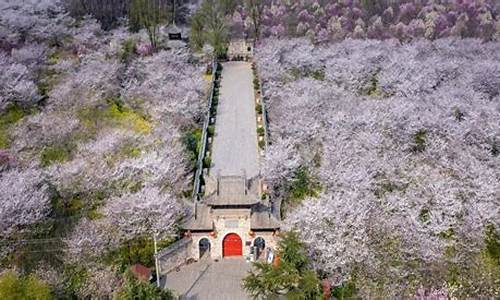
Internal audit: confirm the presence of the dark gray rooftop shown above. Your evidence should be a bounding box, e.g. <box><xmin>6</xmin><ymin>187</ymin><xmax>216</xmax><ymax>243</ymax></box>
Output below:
<box><xmin>205</xmin><ymin>176</ymin><xmax>259</xmax><ymax>206</ymax></box>
<box><xmin>250</xmin><ymin>203</ymin><xmax>280</xmax><ymax>230</ymax></box>
<box><xmin>182</xmin><ymin>204</ymin><xmax>213</xmax><ymax>231</ymax></box>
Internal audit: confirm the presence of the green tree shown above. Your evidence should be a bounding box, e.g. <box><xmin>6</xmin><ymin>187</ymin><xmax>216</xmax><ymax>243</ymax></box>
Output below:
<box><xmin>243</xmin><ymin>231</ymin><xmax>322</xmax><ymax>299</ymax></box>
<box><xmin>0</xmin><ymin>271</ymin><xmax>52</xmax><ymax>300</ymax></box>
<box><xmin>116</xmin><ymin>272</ymin><xmax>174</xmax><ymax>300</ymax></box>
<box><xmin>245</xmin><ymin>0</ymin><xmax>264</xmax><ymax>41</ymax></box>
<box><xmin>190</xmin><ymin>0</ymin><xmax>235</xmax><ymax>57</ymax></box>
<box><xmin>129</xmin><ymin>0</ymin><xmax>169</xmax><ymax>49</ymax></box>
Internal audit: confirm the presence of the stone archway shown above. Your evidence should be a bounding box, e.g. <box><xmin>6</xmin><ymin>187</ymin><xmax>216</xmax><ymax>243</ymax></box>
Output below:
<box><xmin>222</xmin><ymin>233</ymin><xmax>242</xmax><ymax>257</ymax></box>
<box><xmin>199</xmin><ymin>238</ymin><xmax>211</xmax><ymax>259</ymax></box>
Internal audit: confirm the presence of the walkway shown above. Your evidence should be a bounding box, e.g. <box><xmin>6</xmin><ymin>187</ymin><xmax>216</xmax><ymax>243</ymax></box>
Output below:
<box><xmin>211</xmin><ymin>62</ymin><xmax>260</xmax><ymax>178</ymax></box>
<box><xmin>164</xmin><ymin>258</ymin><xmax>251</xmax><ymax>300</ymax></box>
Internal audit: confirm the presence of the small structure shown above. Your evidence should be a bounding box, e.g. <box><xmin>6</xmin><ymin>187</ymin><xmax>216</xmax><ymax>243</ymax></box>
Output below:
<box><xmin>227</xmin><ymin>39</ymin><xmax>254</xmax><ymax>61</ymax></box>
<box><xmin>130</xmin><ymin>264</ymin><xmax>152</xmax><ymax>282</ymax></box>
<box><xmin>167</xmin><ymin>23</ymin><xmax>182</xmax><ymax>41</ymax></box>
<box><xmin>183</xmin><ymin>175</ymin><xmax>280</xmax><ymax>260</ymax></box>
<box><xmin>163</xmin><ymin>23</ymin><xmax>187</xmax><ymax>49</ymax></box>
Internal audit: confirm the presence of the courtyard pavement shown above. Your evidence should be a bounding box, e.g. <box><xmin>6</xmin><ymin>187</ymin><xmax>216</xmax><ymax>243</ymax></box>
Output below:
<box><xmin>163</xmin><ymin>258</ymin><xmax>252</xmax><ymax>300</ymax></box>
<box><xmin>211</xmin><ymin>62</ymin><xmax>260</xmax><ymax>178</ymax></box>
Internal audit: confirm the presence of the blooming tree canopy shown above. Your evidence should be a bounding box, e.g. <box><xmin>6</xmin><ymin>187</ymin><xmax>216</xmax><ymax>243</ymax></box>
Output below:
<box><xmin>257</xmin><ymin>38</ymin><xmax>500</xmax><ymax>298</ymax></box>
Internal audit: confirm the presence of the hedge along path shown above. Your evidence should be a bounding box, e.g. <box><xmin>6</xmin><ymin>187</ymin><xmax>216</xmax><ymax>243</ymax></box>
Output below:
<box><xmin>210</xmin><ymin>61</ymin><xmax>260</xmax><ymax>178</ymax></box>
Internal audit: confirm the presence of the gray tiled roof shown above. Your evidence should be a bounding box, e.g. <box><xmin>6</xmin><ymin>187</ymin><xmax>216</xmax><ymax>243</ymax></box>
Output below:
<box><xmin>250</xmin><ymin>203</ymin><xmax>280</xmax><ymax>230</ymax></box>
<box><xmin>182</xmin><ymin>204</ymin><xmax>213</xmax><ymax>231</ymax></box>
<box><xmin>205</xmin><ymin>176</ymin><xmax>259</xmax><ymax>206</ymax></box>
<box><xmin>183</xmin><ymin>176</ymin><xmax>278</xmax><ymax>231</ymax></box>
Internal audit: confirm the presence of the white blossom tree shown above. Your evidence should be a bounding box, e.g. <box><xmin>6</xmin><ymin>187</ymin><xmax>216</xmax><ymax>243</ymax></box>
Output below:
<box><xmin>0</xmin><ymin>168</ymin><xmax>50</xmax><ymax>237</ymax></box>
<box><xmin>257</xmin><ymin>37</ymin><xmax>500</xmax><ymax>298</ymax></box>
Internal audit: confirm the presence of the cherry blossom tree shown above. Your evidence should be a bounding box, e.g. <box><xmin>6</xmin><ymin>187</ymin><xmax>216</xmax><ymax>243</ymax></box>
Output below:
<box><xmin>0</xmin><ymin>54</ymin><xmax>39</xmax><ymax>110</ymax></box>
<box><xmin>256</xmin><ymin>37</ymin><xmax>500</xmax><ymax>298</ymax></box>
<box><xmin>1</xmin><ymin>2</ymin><xmax>206</xmax><ymax>295</ymax></box>
<box><xmin>122</xmin><ymin>48</ymin><xmax>206</xmax><ymax>121</ymax></box>
<box><xmin>233</xmin><ymin>0</ymin><xmax>500</xmax><ymax>42</ymax></box>
<box><xmin>102</xmin><ymin>186</ymin><xmax>183</xmax><ymax>237</ymax></box>
<box><xmin>0</xmin><ymin>168</ymin><xmax>50</xmax><ymax>237</ymax></box>
<box><xmin>0</xmin><ymin>0</ymin><xmax>71</xmax><ymax>46</ymax></box>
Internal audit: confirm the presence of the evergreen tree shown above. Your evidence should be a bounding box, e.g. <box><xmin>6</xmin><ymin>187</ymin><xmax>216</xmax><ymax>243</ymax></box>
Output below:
<box><xmin>115</xmin><ymin>272</ymin><xmax>174</xmax><ymax>300</ymax></box>
<box><xmin>243</xmin><ymin>231</ymin><xmax>322</xmax><ymax>299</ymax></box>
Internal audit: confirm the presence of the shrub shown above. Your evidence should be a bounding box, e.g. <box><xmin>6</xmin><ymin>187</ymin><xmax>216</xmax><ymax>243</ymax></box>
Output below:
<box><xmin>62</xmin><ymin>265</ymin><xmax>88</xmax><ymax>298</ymax></box>
<box><xmin>257</xmin><ymin>127</ymin><xmax>265</xmax><ymax>136</ymax></box>
<box><xmin>182</xmin><ymin>128</ymin><xmax>202</xmax><ymax>169</ymax></box>
<box><xmin>0</xmin><ymin>271</ymin><xmax>52</xmax><ymax>300</ymax></box>
<box><xmin>288</xmin><ymin>67</ymin><xmax>325</xmax><ymax>81</ymax></box>
<box><xmin>40</xmin><ymin>145</ymin><xmax>71</xmax><ymax>166</ymax></box>
<box><xmin>453</xmin><ymin>107</ymin><xmax>465</xmax><ymax>122</ymax></box>
<box><xmin>37</xmin><ymin>68</ymin><xmax>59</xmax><ymax>100</ymax></box>
<box><xmin>255</xmin><ymin>104</ymin><xmax>263</xmax><ymax>114</ymax></box>
<box><xmin>253</xmin><ymin>78</ymin><xmax>260</xmax><ymax>90</ymax></box>
<box><xmin>211</xmin><ymin>96</ymin><xmax>218</xmax><ymax>106</ymax></box>
<box><xmin>208</xmin><ymin>125</ymin><xmax>215</xmax><ymax>137</ymax></box>
<box><xmin>120</xmin><ymin>39</ymin><xmax>137</xmax><ymax>62</ymax></box>
<box><xmin>311</xmin><ymin>68</ymin><xmax>326</xmax><ymax>81</ymax></box>
<box><xmin>78</xmin><ymin>100</ymin><xmax>151</xmax><ymax>135</ymax></box>
<box><xmin>285</xmin><ymin>167</ymin><xmax>321</xmax><ymax>206</ymax></box>
<box><xmin>258</xmin><ymin>140</ymin><xmax>265</xmax><ymax>149</ymax></box>
<box><xmin>484</xmin><ymin>224</ymin><xmax>499</xmax><ymax>263</ymax></box>
<box><xmin>331</xmin><ymin>277</ymin><xmax>358</xmax><ymax>300</ymax></box>
<box><xmin>210</xmin><ymin>106</ymin><xmax>217</xmax><ymax>116</ymax></box>
<box><xmin>205</xmin><ymin>64</ymin><xmax>213</xmax><ymax>76</ymax></box>
<box><xmin>491</xmin><ymin>141</ymin><xmax>499</xmax><ymax>157</ymax></box>
<box><xmin>117</xmin><ymin>272</ymin><xmax>173</xmax><ymax>300</ymax></box>
<box><xmin>438</xmin><ymin>227</ymin><xmax>455</xmax><ymax>240</ymax></box>
<box><xmin>51</xmin><ymin>190</ymin><xmax>106</xmax><ymax>221</ymax></box>
<box><xmin>288</xmin><ymin>67</ymin><xmax>302</xmax><ymax>80</ymax></box>
<box><xmin>106</xmin><ymin>236</ymin><xmax>175</xmax><ymax>273</ymax></box>
<box><xmin>243</xmin><ymin>231</ymin><xmax>321</xmax><ymax>299</ymax></box>
<box><xmin>0</xmin><ymin>104</ymin><xmax>27</xmax><ymax>149</ymax></box>
<box><xmin>374</xmin><ymin>179</ymin><xmax>407</xmax><ymax>198</ymax></box>
<box><xmin>412</xmin><ymin>129</ymin><xmax>428</xmax><ymax>153</ymax></box>
<box><xmin>365</xmin><ymin>72</ymin><xmax>382</xmax><ymax>96</ymax></box>
<box><xmin>119</xmin><ymin>144</ymin><xmax>142</xmax><ymax>159</ymax></box>
<box><xmin>203</xmin><ymin>157</ymin><xmax>212</xmax><ymax>168</ymax></box>
<box><xmin>418</xmin><ymin>208</ymin><xmax>431</xmax><ymax>224</ymax></box>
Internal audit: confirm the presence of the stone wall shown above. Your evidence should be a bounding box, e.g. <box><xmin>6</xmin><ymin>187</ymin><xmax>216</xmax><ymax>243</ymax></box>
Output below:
<box><xmin>228</xmin><ymin>39</ymin><xmax>253</xmax><ymax>60</ymax></box>
<box><xmin>157</xmin><ymin>237</ymin><xmax>192</xmax><ymax>274</ymax></box>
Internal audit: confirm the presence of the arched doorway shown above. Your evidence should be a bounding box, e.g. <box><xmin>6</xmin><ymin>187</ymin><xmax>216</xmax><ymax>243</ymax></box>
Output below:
<box><xmin>253</xmin><ymin>237</ymin><xmax>265</xmax><ymax>259</ymax></box>
<box><xmin>199</xmin><ymin>238</ymin><xmax>210</xmax><ymax>259</ymax></box>
<box><xmin>223</xmin><ymin>233</ymin><xmax>242</xmax><ymax>257</ymax></box>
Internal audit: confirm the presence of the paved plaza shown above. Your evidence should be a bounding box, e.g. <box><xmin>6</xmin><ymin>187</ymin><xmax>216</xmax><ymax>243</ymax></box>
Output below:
<box><xmin>164</xmin><ymin>258</ymin><xmax>252</xmax><ymax>300</ymax></box>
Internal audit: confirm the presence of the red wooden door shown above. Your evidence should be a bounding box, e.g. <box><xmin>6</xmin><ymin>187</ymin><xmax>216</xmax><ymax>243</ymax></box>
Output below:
<box><xmin>223</xmin><ymin>233</ymin><xmax>242</xmax><ymax>257</ymax></box>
